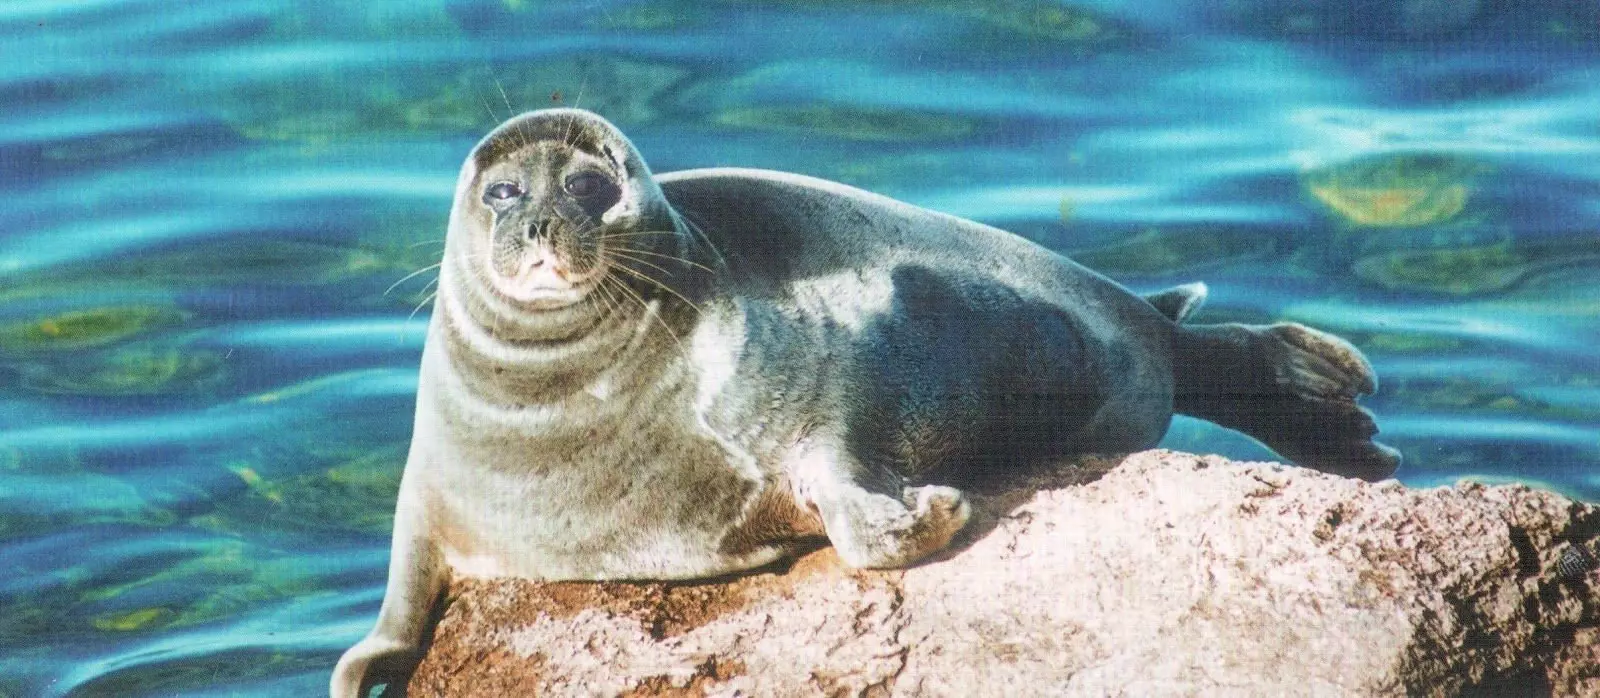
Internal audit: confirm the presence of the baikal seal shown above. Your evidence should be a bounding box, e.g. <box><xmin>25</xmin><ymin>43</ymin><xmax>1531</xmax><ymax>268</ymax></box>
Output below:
<box><xmin>332</xmin><ymin>108</ymin><xmax>1399</xmax><ymax>696</ymax></box>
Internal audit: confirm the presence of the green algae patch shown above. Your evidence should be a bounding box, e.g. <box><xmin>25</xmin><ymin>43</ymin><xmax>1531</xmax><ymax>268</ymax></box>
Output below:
<box><xmin>77</xmin><ymin>542</ymin><xmax>326</xmax><ymax>633</ymax></box>
<box><xmin>1352</xmin><ymin>241</ymin><xmax>1531</xmax><ymax>295</ymax></box>
<box><xmin>1303</xmin><ymin>153</ymin><xmax>1483</xmax><ymax>227</ymax></box>
<box><xmin>704</xmin><ymin>0</ymin><xmax>1128</xmax><ymax>46</ymax></box>
<box><xmin>198</xmin><ymin>446</ymin><xmax>403</xmax><ymax>537</ymax></box>
<box><xmin>959</xmin><ymin>0</ymin><xmax>1119</xmax><ymax>43</ymax></box>
<box><xmin>92</xmin><ymin>607</ymin><xmax>177</xmax><ymax>633</ymax></box>
<box><xmin>222</xmin><ymin>56</ymin><xmax>690</xmax><ymax>144</ymax></box>
<box><xmin>0</xmin><ymin>306</ymin><xmax>188</xmax><ymax>355</ymax></box>
<box><xmin>20</xmin><ymin>345</ymin><xmax>226</xmax><ymax>397</ymax></box>
<box><xmin>1388</xmin><ymin>377</ymin><xmax>1540</xmax><ymax>413</ymax></box>
<box><xmin>62</xmin><ymin>648</ymin><xmax>324</xmax><ymax>697</ymax></box>
<box><xmin>588</xmin><ymin>1</ymin><xmax>709</xmax><ymax>30</ymax></box>
<box><xmin>1358</xmin><ymin>332</ymin><xmax>1467</xmax><ymax>353</ymax></box>
<box><xmin>1070</xmin><ymin>227</ymin><xmax>1276</xmax><ymax>276</ymax></box>
<box><xmin>0</xmin><ymin>472</ymin><xmax>178</xmax><ymax>542</ymax></box>
<box><xmin>6</xmin><ymin>240</ymin><xmax>405</xmax><ymax>297</ymax></box>
<box><xmin>716</xmin><ymin>103</ymin><xmax>975</xmax><ymax>142</ymax></box>
<box><xmin>1350</xmin><ymin>234</ymin><xmax>1600</xmax><ymax>297</ymax></box>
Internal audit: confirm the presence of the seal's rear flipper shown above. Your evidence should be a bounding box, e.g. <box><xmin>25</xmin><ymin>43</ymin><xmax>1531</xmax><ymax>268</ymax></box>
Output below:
<box><xmin>1173</xmin><ymin>322</ymin><xmax>1401</xmax><ymax>481</ymax></box>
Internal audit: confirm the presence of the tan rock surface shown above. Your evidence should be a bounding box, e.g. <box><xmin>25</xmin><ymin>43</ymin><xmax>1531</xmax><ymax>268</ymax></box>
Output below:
<box><xmin>406</xmin><ymin>450</ymin><xmax>1600</xmax><ymax>697</ymax></box>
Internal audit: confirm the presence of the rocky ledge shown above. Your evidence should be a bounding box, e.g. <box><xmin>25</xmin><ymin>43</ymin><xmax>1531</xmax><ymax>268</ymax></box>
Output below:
<box><xmin>406</xmin><ymin>450</ymin><xmax>1600</xmax><ymax>697</ymax></box>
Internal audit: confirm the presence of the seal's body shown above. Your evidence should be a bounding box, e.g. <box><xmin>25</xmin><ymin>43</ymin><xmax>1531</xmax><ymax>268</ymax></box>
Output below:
<box><xmin>333</xmin><ymin>109</ymin><xmax>1398</xmax><ymax>696</ymax></box>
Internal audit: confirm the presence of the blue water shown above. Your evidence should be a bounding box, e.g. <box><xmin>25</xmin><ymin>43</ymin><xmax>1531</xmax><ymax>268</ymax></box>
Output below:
<box><xmin>2</xmin><ymin>1</ymin><xmax>1597</xmax><ymax>694</ymax></box>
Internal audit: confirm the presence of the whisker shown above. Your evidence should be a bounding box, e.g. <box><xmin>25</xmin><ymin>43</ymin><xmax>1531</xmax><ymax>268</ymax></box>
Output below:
<box><xmin>605</xmin><ymin>250</ymin><xmax>677</xmax><ymax>277</ymax></box>
<box><xmin>493</xmin><ymin>76</ymin><xmax>523</xmax><ymax>148</ymax></box>
<box><xmin>564</xmin><ymin>77</ymin><xmax>589</xmax><ymax>147</ymax></box>
<box><xmin>597</xmin><ymin>230</ymin><xmax>680</xmax><ymax>241</ymax></box>
<box><xmin>479</xmin><ymin>93</ymin><xmax>501</xmax><ymax>126</ymax></box>
<box><xmin>594</xmin><ymin>273</ymin><xmax>623</xmax><ymax>318</ymax></box>
<box><xmin>675</xmin><ymin>211</ymin><xmax>728</xmax><ymax>271</ymax></box>
<box><xmin>609</xmin><ymin>261</ymin><xmax>703</xmax><ymax>314</ymax></box>
<box><xmin>604</xmin><ymin>275</ymin><xmax>688</xmax><ymax>357</ymax></box>
<box><xmin>401</xmin><ymin>289</ymin><xmax>438</xmax><ymax>344</ymax></box>
<box><xmin>384</xmin><ymin>263</ymin><xmax>443</xmax><ymax>296</ymax></box>
<box><xmin>608</xmin><ymin>246</ymin><xmax>716</xmax><ymax>274</ymax></box>
<box><xmin>408</xmin><ymin>238</ymin><xmax>447</xmax><ymax>249</ymax></box>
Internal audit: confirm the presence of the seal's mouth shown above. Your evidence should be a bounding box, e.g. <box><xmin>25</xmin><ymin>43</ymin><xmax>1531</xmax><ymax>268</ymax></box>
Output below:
<box><xmin>485</xmin><ymin>239</ymin><xmax>607</xmax><ymax>310</ymax></box>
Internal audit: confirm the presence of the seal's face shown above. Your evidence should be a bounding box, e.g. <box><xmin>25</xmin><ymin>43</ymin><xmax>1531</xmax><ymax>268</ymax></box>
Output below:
<box><xmin>454</xmin><ymin>109</ymin><xmax>670</xmax><ymax>311</ymax></box>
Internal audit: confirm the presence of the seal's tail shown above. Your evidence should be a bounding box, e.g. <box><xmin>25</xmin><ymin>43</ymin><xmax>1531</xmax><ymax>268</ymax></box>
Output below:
<box><xmin>1146</xmin><ymin>284</ymin><xmax>1401</xmax><ymax>481</ymax></box>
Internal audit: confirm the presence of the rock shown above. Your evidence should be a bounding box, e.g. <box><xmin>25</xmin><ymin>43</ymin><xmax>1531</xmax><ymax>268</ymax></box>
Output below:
<box><xmin>406</xmin><ymin>450</ymin><xmax>1600</xmax><ymax>697</ymax></box>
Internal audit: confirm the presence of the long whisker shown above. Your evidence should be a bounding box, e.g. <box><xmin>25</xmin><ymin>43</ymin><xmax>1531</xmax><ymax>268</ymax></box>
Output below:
<box><xmin>479</xmin><ymin>93</ymin><xmax>501</xmax><ymax>126</ymax></box>
<box><xmin>401</xmin><ymin>289</ymin><xmax>438</xmax><ymax>344</ymax></box>
<box><xmin>564</xmin><ymin>77</ymin><xmax>589</xmax><ymax>147</ymax></box>
<box><xmin>384</xmin><ymin>263</ymin><xmax>442</xmax><ymax>296</ymax></box>
<box><xmin>675</xmin><ymin>211</ymin><xmax>727</xmax><ymax>271</ymax></box>
<box><xmin>608</xmin><ymin>246</ymin><xmax>716</xmax><ymax>274</ymax></box>
<box><xmin>493</xmin><ymin>76</ymin><xmax>523</xmax><ymax>147</ymax></box>
<box><xmin>604</xmin><ymin>275</ymin><xmax>688</xmax><ymax>357</ymax></box>
<box><xmin>593</xmin><ymin>272</ymin><xmax>624</xmax><ymax>319</ymax></box>
<box><xmin>408</xmin><ymin>238</ymin><xmax>447</xmax><ymax>249</ymax></box>
<box><xmin>605</xmin><ymin>250</ymin><xmax>677</xmax><ymax>277</ymax></box>
<box><xmin>596</xmin><ymin>230</ymin><xmax>679</xmax><ymax>240</ymax></box>
<box><xmin>608</xmin><ymin>261</ymin><xmax>703</xmax><ymax>314</ymax></box>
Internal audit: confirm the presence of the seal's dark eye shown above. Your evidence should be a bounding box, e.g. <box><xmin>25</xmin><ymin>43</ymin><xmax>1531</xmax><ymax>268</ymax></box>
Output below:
<box><xmin>563</xmin><ymin>172</ymin><xmax>608</xmax><ymax>198</ymax></box>
<box><xmin>486</xmin><ymin>181</ymin><xmax>522</xmax><ymax>200</ymax></box>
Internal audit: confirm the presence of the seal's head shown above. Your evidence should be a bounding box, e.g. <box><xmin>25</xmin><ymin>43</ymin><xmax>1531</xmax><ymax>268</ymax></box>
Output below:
<box><xmin>447</xmin><ymin>108</ymin><xmax>679</xmax><ymax>313</ymax></box>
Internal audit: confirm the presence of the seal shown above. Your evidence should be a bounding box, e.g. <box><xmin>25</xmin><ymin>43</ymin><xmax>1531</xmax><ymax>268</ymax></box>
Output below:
<box><xmin>331</xmin><ymin>108</ymin><xmax>1400</xmax><ymax>696</ymax></box>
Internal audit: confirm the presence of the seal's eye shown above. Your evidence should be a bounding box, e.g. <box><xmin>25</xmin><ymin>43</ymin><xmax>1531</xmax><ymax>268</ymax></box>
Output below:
<box><xmin>486</xmin><ymin>181</ymin><xmax>523</xmax><ymax>200</ymax></box>
<box><xmin>563</xmin><ymin>172</ymin><xmax>608</xmax><ymax>198</ymax></box>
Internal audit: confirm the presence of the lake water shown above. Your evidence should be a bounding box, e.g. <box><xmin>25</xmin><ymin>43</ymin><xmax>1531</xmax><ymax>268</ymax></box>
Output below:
<box><xmin>2</xmin><ymin>1</ymin><xmax>1598</xmax><ymax>694</ymax></box>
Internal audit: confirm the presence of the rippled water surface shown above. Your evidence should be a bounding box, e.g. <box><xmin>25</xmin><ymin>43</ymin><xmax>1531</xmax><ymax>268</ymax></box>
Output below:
<box><xmin>3</xmin><ymin>1</ymin><xmax>1598</xmax><ymax>694</ymax></box>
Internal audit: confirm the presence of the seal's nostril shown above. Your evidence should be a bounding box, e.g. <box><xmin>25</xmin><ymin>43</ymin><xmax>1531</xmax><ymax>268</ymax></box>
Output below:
<box><xmin>527</xmin><ymin>219</ymin><xmax>557</xmax><ymax>241</ymax></box>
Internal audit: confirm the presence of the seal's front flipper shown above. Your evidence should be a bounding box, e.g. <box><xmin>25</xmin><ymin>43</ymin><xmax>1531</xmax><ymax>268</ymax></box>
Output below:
<box><xmin>786</xmin><ymin>439</ymin><xmax>970</xmax><ymax>569</ymax></box>
<box><xmin>331</xmin><ymin>499</ymin><xmax>447</xmax><ymax>698</ymax></box>
<box><xmin>1174</xmin><ymin>321</ymin><xmax>1401</xmax><ymax>481</ymax></box>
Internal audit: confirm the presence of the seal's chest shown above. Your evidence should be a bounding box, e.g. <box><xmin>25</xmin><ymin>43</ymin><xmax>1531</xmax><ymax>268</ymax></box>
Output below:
<box><xmin>430</xmin><ymin>418</ymin><xmax>782</xmax><ymax>581</ymax></box>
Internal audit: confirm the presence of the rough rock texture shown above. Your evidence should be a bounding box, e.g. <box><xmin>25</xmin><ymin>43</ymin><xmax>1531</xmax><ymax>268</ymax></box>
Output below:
<box><xmin>407</xmin><ymin>450</ymin><xmax>1600</xmax><ymax>697</ymax></box>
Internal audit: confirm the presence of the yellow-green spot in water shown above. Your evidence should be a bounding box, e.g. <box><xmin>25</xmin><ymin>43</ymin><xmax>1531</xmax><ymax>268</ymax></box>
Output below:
<box><xmin>1304</xmin><ymin>153</ymin><xmax>1482</xmax><ymax>227</ymax></box>
<box><xmin>92</xmin><ymin>607</ymin><xmax>176</xmax><ymax>632</ymax></box>
<box><xmin>0</xmin><ymin>306</ymin><xmax>188</xmax><ymax>354</ymax></box>
<box><xmin>229</xmin><ymin>464</ymin><xmax>284</xmax><ymax>505</ymax></box>
<box><xmin>716</xmin><ymin>104</ymin><xmax>974</xmax><ymax>142</ymax></box>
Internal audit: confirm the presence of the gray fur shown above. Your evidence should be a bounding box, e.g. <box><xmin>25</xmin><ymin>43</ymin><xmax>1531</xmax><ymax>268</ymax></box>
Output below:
<box><xmin>332</xmin><ymin>109</ymin><xmax>1397</xmax><ymax>696</ymax></box>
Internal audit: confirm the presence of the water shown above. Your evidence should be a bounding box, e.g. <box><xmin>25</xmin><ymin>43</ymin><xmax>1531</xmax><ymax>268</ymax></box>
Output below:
<box><xmin>2</xmin><ymin>1</ymin><xmax>1597</xmax><ymax>694</ymax></box>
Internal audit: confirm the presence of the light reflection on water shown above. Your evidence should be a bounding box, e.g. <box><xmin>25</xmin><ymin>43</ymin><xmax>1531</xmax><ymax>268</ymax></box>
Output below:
<box><xmin>2</xmin><ymin>1</ymin><xmax>1598</xmax><ymax>694</ymax></box>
